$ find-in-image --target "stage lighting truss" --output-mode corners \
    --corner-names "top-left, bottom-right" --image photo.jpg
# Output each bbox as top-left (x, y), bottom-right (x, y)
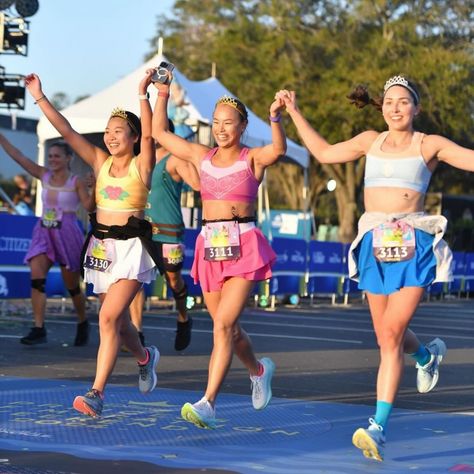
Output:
top-left (0, 67), bottom-right (25, 109)
top-left (0, 13), bottom-right (29, 55)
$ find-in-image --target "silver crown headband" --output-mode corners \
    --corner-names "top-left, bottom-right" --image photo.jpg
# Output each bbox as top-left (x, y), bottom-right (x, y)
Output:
top-left (383, 75), bottom-right (420, 104)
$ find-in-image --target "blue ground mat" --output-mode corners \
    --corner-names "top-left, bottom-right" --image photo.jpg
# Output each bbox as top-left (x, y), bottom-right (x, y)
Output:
top-left (0, 377), bottom-right (473, 473)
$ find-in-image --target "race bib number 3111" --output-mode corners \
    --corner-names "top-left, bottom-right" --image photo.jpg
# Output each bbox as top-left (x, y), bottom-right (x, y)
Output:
top-left (204, 221), bottom-right (241, 262)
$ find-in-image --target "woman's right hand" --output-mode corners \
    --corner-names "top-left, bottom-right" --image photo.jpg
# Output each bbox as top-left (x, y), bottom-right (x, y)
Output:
top-left (24, 74), bottom-right (44, 101)
top-left (276, 89), bottom-right (298, 114)
top-left (151, 69), bottom-right (173, 93)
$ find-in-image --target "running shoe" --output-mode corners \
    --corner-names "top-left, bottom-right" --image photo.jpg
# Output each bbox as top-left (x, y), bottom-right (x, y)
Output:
top-left (74, 320), bottom-right (89, 346)
top-left (250, 357), bottom-right (275, 410)
top-left (181, 397), bottom-right (216, 429)
top-left (416, 337), bottom-right (447, 393)
top-left (138, 346), bottom-right (160, 394)
top-left (352, 418), bottom-right (386, 462)
top-left (73, 389), bottom-right (103, 418)
top-left (20, 326), bottom-right (47, 345)
top-left (175, 317), bottom-right (192, 351)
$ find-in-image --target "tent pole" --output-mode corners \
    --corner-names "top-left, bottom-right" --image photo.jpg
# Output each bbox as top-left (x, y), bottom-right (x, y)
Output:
top-left (303, 167), bottom-right (310, 296)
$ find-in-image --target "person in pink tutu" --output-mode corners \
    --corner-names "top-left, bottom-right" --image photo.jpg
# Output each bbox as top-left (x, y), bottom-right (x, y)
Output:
top-left (0, 133), bottom-right (94, 346)
top-left (152, 72), bottom-right (286, 428)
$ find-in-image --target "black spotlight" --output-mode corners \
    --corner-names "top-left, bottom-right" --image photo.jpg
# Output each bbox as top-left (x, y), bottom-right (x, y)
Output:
top-left (0, 14), bottom-right (29, 55)
top-left (14, 0), bottom-right (39, 17)
top-left (0, 71), bottom-right (25, 109)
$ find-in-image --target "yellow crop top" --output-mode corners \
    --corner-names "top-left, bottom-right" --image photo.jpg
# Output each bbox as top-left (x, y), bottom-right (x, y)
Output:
top-left (95, 156), bottom-right (149, 212)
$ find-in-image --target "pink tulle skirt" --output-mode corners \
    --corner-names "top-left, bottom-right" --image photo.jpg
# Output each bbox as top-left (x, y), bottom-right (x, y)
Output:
top-left (191, 226), bottom-right (275, 292)
top-left (24, 214), bottom-right (85, 272)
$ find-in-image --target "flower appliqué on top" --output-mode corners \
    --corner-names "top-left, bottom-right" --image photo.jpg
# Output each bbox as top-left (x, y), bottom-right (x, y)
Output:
top-left (100, 185), bottom-right (130, 201)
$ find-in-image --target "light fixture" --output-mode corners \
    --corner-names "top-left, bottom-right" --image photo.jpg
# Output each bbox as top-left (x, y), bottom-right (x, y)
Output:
top-left (0, 72), bottom-right (25, 109)
top-left (0, 0), bottom-right (15, 9)
top-left (14, 0), bottom-right (39, 17)
top-left (0, 13), bottom-right (29, 55)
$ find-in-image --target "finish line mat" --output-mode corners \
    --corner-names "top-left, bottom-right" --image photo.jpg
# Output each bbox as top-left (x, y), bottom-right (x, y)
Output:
top-left (0, 377), bottom-right (473, 473)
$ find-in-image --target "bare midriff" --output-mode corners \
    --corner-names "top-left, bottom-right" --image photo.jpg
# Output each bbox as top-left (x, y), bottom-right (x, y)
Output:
top-left (96, 208), bottom-right (145, 227)
top-left (364, 187), bottom-right (425, 214)
top-left (202, 200), bottom-right (255, 221)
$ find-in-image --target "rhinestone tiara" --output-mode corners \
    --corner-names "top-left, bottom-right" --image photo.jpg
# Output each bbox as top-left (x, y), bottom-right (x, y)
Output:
top-left (215, 95), bottom-right (246, 118)
top-left (110, 107), bottom-right (128, 120)
top-left (383, 75), bottom-right (420, 104)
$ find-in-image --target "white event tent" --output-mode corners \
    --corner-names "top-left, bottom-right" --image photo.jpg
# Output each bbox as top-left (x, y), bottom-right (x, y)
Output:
top-left (37, 53), bottom-right (309, 168)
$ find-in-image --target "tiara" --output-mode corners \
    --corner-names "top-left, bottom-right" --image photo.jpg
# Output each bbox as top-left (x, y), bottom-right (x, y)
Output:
top-left (216, 95), bottom-right (246, 117)
top-left (383, 75), bottom-right (420, 103)
top-left (383, 75), bottom-right (409, 92)
top-left (110, 107), bottom-right (128, 120)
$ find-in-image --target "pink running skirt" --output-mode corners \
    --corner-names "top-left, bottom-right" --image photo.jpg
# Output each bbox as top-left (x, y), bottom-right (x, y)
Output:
top-left (24, 213), bottom-right (85, 272)
top-left (191, 225), bottom-right (275, 292)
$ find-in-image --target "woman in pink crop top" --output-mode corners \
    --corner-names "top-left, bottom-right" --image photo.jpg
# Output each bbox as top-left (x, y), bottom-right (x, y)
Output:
top-left (153, 71), bottom-right (287, 428)
top-left (25, 71), bottom-right (160, 419)
top-left (0, 134), bottom-right (94, 347)
top-left (278, 76), bottom-right (474, 461)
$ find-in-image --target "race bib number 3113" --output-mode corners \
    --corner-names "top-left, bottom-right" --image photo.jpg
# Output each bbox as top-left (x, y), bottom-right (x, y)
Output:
top-left (372, 221), bottom-right (416, 263)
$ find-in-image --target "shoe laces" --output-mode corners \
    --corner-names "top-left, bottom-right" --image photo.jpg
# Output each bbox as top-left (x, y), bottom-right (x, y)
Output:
top-left (85, 389), bottom-right (102, 400)
top-left (368, 417), bottom-right (384, 432)
top-left (250, 376), bottom-right (263, 398)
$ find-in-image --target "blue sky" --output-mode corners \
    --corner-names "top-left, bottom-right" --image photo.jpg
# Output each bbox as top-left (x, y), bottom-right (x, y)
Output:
top-left (1, 0), bottom-right (175, 119)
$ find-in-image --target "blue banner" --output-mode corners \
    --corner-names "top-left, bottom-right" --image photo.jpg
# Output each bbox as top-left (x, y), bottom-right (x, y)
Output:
top-left (308, 241), bottom-right (345, 274)
top-left (271, 237), bottom-right (307, 273)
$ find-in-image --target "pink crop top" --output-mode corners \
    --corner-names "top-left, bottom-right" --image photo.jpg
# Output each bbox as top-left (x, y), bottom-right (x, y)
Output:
top-left (200, 147), bottom-right (259, 202)
top-left (41, 171), bottom-right (80, 212)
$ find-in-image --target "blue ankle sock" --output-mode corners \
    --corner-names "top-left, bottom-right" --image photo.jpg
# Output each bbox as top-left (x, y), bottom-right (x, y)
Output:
top-left (410, 344), bottom-right (431, 366)
top-left (374, 401), bottom-right (392, 431)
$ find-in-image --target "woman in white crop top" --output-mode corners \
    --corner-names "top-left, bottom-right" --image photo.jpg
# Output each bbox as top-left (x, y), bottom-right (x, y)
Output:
top-left (278, 75), bottom-right (474, 461)
top-left (25, 71), bottom-right (160, 419)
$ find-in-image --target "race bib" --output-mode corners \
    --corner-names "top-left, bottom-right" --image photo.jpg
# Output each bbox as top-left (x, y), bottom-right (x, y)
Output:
top-left (204, 221), bottom-right (241, 262)
top-left (162, 243), bottom-right (184, 265)
top-left (372, 221), bottom-right (416, 262)
top-left (84, 236), bottom-right (115, 272)
top-left (41, 208), bottom-right (63, 229)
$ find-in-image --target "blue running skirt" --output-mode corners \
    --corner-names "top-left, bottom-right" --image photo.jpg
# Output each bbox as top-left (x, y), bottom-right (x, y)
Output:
top-left (353, 228), bottom-right (437, 295)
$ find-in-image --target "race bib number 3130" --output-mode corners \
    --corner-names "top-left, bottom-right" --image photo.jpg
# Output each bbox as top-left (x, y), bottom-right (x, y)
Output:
top-left (84, 237), bottom-right (115, 272)
top-left (372, 221), bottom-right (416, 263)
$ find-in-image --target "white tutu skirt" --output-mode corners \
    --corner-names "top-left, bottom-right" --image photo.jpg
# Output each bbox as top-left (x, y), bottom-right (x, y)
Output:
top-left (84, 236), bottom-right (156, 294)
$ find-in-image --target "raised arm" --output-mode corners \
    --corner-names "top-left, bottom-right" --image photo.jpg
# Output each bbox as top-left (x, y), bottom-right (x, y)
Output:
top-left (0, 133), bottom-right (45, 179)
top-left (279, 90), bottom-right (371, 163)
top-left (25, 74), bottom-right (106, 172)
top-left (152, 72), bottom-right (208, 169)
top-left (135, 69), bottom-right (155, 182)
top-left (250, 95), bottom-right (287, 173)
top-left (175, 159), bottom-right (201, 191)
top-left (428, 135), bottom-right (474, 172)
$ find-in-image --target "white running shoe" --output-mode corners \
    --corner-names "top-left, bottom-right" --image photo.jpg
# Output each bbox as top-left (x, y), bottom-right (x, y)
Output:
top-left (416, 338), bottom-right (447, 393)
top-left (352, 418), bottom-right (386, 462)
top-left (181, 397), bottom-right (216, 429)
top-left (250, 357), bottom-right (276, 410)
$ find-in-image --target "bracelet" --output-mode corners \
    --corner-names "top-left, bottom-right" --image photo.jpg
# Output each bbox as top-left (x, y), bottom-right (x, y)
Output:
top-left (158, 91), bottom-right (170, 98)
top-left (34, 95), bottom-right (46, 104)
top-left (138, 93), bottom-right (149, 100)
top-left (269, 113), bottom-right (281, 123)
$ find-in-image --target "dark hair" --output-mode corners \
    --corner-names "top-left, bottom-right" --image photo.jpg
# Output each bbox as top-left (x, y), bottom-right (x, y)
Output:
top-left (347, 85), bottom-right (383, 111)
top-left (168, 118), bottom-right (175, 134)
top-left (348, 77), bottom-right (420, 111)
top-left (48, 140), bottom-right (73, 157)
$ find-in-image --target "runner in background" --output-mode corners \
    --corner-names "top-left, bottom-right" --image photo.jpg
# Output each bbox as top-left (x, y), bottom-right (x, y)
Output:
top-left (0, 133), bottom-right (94, 346)
top-left (129, 119), bottom-right (200, 351)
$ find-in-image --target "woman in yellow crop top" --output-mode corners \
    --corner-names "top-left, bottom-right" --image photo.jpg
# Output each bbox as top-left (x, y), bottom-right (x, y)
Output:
top-left (25, 71), bottom-right (160, 419)
top-left (278, 76), bottom-right (474, 462)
